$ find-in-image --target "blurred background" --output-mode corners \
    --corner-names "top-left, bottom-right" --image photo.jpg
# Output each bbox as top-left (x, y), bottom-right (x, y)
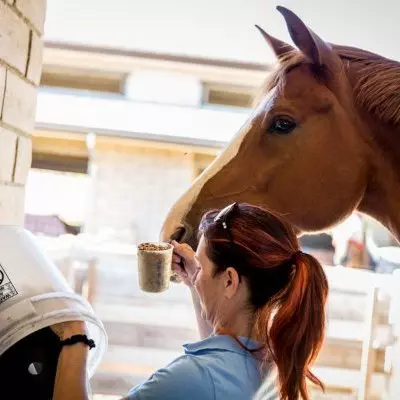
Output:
top-left (21, 0), bottom-right (400, 398)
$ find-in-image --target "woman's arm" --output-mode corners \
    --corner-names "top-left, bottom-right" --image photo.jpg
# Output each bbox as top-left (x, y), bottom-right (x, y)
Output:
top-left (51, 322), bottom-right (90, 400)
top-left (171, 241), bottom-right (213, 339)
top-left (53, 345), bottom-right (90, 400)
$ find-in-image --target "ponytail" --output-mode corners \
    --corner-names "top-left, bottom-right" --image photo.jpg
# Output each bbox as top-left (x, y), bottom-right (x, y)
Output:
top-left (256, 252), bottom-right (328, 400)
top-left (199, 203), bottom-right (329, 399)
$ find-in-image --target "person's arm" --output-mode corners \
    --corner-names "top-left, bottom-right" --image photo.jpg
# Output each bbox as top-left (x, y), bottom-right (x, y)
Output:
top-left (51, 321), bottom-right (91, 400)
top-left (171, 241), bottom-right (213, 339)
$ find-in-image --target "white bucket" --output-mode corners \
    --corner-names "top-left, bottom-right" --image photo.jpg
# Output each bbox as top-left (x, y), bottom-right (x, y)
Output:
top-left (0, 226), bottom-right (107, 376)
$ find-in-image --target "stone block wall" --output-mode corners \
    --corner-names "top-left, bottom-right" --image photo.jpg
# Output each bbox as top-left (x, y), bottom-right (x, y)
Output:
top-left (0, 0), bottom-right (46, 225)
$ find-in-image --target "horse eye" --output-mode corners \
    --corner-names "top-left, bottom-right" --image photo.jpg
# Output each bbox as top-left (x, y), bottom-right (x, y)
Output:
top-left (268, 116), bottom-right (297, 135)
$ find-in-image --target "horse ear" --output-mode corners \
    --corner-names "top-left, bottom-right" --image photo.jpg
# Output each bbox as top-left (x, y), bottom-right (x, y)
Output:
top-left (255, 25), bottom-right (295, 60)
top-left (277, 6), bottom-right (341, 71)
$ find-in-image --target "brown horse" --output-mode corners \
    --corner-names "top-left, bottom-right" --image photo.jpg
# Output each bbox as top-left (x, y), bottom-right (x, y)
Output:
top-left (161, 6), bottom-right (400, 248)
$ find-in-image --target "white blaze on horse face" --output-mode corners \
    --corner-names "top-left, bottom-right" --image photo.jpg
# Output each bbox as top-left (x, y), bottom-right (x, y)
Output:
top-left (160, 88), bottom-right (277, 241)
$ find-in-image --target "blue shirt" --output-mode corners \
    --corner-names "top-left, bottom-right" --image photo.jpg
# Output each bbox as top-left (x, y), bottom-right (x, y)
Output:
top-left (128, 334), bottom-right (265, 400)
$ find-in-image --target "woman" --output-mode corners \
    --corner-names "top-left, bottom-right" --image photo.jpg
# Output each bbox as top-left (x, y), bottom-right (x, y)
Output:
top-left (51, 203), bottom-right (328, 400)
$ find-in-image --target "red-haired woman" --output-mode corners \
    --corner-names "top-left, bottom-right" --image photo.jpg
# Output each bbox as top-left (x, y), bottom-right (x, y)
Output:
top-left (51, 203), bottom-right (328, 400)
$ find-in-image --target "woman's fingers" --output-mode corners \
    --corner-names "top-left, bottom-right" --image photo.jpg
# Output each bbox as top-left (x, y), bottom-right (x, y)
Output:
top-left (172, 254), bottom-right (181, 264)
top-left (171, 240), bottom-right (195, 260)
top-left (171, 241), bottom-right (198, 286)
top-left (171, 246), bottom-right (187, 276)
top-left (172, 263), bottom-right (188, 277)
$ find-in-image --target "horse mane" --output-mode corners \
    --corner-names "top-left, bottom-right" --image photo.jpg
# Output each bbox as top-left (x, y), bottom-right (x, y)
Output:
top-left (336, 45), bottom-right (400, 125)
top-left (262, 45), bottom-right (400, 125)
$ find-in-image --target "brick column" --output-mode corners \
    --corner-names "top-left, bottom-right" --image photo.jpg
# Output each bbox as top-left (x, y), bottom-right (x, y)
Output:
top-left (0, 0), bottom-right (46, 225)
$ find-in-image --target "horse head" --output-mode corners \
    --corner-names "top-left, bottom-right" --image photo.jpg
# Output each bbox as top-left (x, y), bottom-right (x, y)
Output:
top-left (161, 6), bottom-right (400, 248)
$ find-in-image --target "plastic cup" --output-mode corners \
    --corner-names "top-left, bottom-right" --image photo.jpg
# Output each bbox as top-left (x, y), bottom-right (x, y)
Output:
top-left (137, 242), bottom-right (173, 293)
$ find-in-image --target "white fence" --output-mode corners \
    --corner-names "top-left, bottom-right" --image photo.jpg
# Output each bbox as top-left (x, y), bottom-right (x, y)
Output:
top-left (38, 235), bottom-right (400, 399)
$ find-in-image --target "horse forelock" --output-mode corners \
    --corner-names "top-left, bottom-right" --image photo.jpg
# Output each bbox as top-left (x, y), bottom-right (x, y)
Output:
top-left (254, 52), bottom-right (304, 105)
top-left (256, 46), bottom-right (400, 126)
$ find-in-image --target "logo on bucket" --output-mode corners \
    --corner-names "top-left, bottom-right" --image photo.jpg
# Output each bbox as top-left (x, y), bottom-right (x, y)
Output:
top-left (0, 263), bottom-right (18, 305)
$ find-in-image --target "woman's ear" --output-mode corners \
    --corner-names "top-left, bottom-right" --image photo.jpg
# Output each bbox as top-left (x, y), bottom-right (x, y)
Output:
top-left (223, 267), bottom-right (241, 299)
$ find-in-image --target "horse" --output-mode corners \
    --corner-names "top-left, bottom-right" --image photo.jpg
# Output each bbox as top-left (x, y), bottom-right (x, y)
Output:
top-left (160, 6), bottom-right (400, 250)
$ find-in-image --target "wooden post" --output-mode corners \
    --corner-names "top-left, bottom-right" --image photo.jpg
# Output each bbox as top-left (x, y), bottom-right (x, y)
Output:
top-left (64, 258), bottom-right (76, 290)
top-left (83, 258), bottom-right (98, 304)
top-left (358, 285), bottom-right (379, 400)
top-left (388, 270), bottom-right (400, 399)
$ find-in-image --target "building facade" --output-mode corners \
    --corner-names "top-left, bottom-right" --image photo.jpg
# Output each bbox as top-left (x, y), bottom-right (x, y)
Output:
top-left (31, 42), bottom-right (267, 242)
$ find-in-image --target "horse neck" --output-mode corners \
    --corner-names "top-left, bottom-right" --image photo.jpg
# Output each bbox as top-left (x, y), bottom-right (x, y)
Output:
top-left (358, 115), bottom-right (400, 241)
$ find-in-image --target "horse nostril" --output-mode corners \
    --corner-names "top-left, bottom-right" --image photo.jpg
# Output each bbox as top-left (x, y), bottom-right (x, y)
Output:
top-left (171, 226), bottom-right (186, 243)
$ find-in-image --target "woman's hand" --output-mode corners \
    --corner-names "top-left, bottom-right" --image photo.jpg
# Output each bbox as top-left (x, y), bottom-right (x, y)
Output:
top-left (171, 240), bottom-right (200, 287)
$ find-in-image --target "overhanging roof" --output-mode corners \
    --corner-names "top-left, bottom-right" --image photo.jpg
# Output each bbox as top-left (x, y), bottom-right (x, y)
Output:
top-left (35, 89), bottom-right (251, 148)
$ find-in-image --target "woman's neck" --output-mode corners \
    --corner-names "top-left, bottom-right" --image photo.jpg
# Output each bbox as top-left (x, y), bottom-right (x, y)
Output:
top-left (216, 308), bottom-right (256, 339)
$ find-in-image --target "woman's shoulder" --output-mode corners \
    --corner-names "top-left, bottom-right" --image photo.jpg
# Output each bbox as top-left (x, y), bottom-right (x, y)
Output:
top-left (128, 355), bottom-right (215, 400)
top-left (184, 335), bottom-right (264, 399)
top-left (165, 354), bottom-right (215, 382)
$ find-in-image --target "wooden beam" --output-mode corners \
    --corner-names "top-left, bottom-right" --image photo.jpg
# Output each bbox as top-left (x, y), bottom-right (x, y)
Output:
top-left (43, 42), bottom-right (271, 88)
top-left (34, 127), bottom-right (220, 156)
top-left (358, 286), bottom-right (379, 400)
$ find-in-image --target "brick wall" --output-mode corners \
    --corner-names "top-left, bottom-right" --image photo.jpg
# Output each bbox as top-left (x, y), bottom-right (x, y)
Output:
top-left (86, 142), bottom-right (194, 242)
top-left (0, 0), bottom-right (46, 224)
